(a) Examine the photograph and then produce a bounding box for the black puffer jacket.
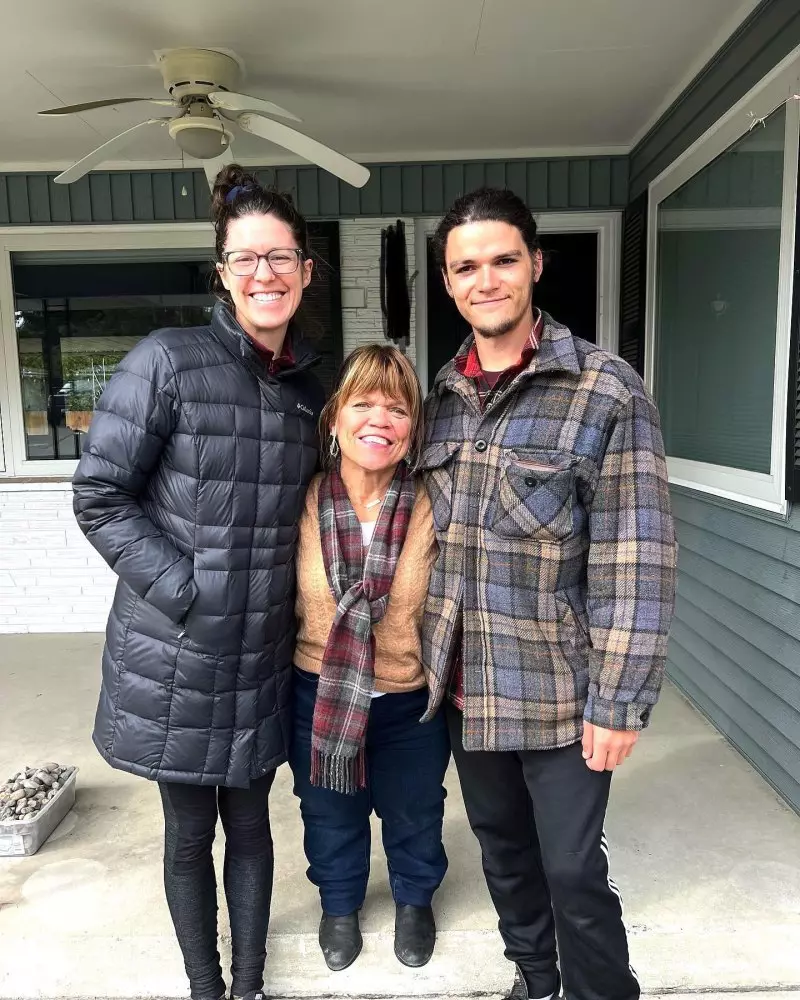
[73,302,325,787]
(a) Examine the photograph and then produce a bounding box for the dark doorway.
[426,231,598,387]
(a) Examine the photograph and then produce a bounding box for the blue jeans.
[289,666,450,916]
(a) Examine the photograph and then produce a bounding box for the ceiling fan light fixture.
[37,46,365,186]
[169,115,230,160]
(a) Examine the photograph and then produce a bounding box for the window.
[647,57,800,514]
[656,106,785,477]
[14,250,214,462]
[0,222,343,479]
[0,227,218,478]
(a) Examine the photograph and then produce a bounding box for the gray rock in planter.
[1,763,75,824]
[1,764,78,857]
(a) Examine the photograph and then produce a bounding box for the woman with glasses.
[73,165,325,1000]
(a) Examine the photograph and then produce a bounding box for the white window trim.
[0,222,214,479]
[659,207,782,231]
[414,211,621,395]
[645,47,800,517]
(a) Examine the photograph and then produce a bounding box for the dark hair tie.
[225,184,257,205]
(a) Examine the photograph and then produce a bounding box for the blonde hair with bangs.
[320,344,424,470]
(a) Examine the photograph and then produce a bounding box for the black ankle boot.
[394,903,436,967]
[318,911,362,971]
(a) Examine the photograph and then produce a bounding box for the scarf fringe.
[310,746,367,795]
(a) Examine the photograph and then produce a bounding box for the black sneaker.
[319,911,363,971]
[505,965,561,1000]
[231,992,266,1000]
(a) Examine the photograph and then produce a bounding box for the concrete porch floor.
[1,633,800,999]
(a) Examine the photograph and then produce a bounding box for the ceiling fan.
[38,47,370,189]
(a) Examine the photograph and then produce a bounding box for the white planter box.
[0,767,77,857]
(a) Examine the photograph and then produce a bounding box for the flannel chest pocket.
[491,450,578,541]
[419,441,462,533]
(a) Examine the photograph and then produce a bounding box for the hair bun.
[210,164,260,225]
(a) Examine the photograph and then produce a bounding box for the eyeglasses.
[223,248,304,276]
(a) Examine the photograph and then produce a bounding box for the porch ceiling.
[0,0,761,169]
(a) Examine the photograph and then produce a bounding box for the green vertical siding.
[0,157,629,225]
[667,491,800,811]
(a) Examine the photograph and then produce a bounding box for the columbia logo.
[296,402,314,417]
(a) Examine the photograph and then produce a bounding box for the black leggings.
[158,771,276,1000]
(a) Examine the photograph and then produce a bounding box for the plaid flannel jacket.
[419,313,677,751]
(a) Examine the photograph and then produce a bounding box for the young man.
[419,188,677,1000]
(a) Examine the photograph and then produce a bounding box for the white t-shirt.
[361,520,385,699]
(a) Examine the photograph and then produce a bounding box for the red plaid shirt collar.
[456,310,543,382]
[248,333,295,374]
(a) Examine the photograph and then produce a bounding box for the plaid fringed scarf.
[313,462,416,793]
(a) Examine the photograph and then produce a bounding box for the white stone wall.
[339,218,417,363]
[0,218,422,633]
[0,487,115,633]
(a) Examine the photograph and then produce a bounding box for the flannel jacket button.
[475,439,488,452]
[524,475,536,487]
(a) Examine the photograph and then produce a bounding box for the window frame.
[0,222,214,479]
[645,50,800,516]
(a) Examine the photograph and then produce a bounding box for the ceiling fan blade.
[208,91,302,123]
[54,119,169,184]
[238,113,370,189]
[203,145,235,190]
[40,97,176,116]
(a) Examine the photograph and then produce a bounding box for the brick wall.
[0,487,115,633]
[0,219,421,633]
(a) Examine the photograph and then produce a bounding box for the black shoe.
[319,911,363,971]
[505,965,561,1000]
[231,992,267,1000]
[394,903,436,967]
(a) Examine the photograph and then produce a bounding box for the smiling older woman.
[290,345,450,973]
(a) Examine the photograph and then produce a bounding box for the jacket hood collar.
[210,300,320,371]
[435,310,581,396]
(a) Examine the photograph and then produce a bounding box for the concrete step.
[3,926,800,999]
[7,996,800,1000]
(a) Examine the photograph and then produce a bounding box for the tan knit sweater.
[294,474,436,693]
